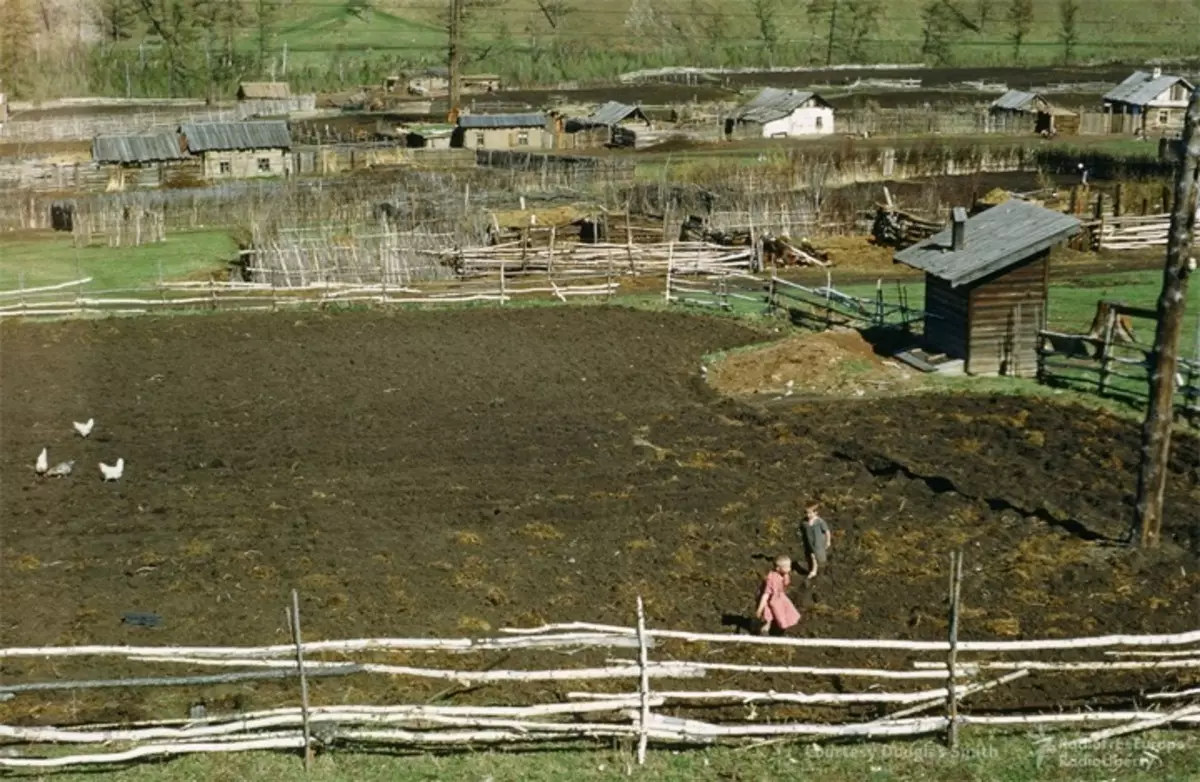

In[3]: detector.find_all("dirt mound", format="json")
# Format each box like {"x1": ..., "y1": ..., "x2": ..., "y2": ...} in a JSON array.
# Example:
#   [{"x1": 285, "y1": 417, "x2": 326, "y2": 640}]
[{"x1": 708, "y1": 328, "x2": 914, "y2": 396}]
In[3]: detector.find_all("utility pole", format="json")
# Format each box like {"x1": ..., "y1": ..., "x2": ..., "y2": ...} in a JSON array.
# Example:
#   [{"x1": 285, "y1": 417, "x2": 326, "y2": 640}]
[
  {"x1": 1132, "y1": 88, "x2": 1200, "y2": 548},
  {"x1": 447, "y1": 0, "x2": 462, "y2": 121}
]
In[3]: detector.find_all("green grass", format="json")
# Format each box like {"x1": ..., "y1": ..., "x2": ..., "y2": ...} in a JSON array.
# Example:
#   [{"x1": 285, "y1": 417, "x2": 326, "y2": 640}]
[
  {"x1": 277, "y1": 5, "x2": 445, "y2": 70},
  {"x1": 0, "y1": 231, "x2": 237, "y2": 292},
  {"x1": 29, "y1": 732, "x2": 1200, "y2": 781}
]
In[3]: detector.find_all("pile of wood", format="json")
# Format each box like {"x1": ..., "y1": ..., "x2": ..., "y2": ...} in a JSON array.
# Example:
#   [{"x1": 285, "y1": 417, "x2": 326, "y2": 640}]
[
  {"x1": 679, "y1": 215, "x2": 829, "y2": 267},
  {"x1": 871, "y1": 204, "x2": 943, "y2": 249}
]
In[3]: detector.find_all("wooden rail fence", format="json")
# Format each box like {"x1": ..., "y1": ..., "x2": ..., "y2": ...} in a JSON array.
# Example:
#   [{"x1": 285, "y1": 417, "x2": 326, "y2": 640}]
[{"x1": 0, "y1": 559, "x2": 1198, "y2": 770}]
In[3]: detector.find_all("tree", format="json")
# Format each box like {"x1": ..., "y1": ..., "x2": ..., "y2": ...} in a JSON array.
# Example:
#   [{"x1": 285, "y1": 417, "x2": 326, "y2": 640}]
[
  {"x1": 806, "y1": 0, "x2": 839, "y2": 65},
  {"x1": 920, "y1": 0, "x2": 955, "y2": 65},
  {"x1": 0, "y1": 0, "x2": 41, "y2": 96},
  {"x1": 1057, "y1": 0, "x2": 1079, "y2": 64},
  {"x1": 533, "y1": 0, "x2": 573, "y2": 29},
  {"x1": 840, "y1": 0, "x2": 883, "y2": 62},
  {"x1": 133, "y1": 0, "x2": 201, "y2": 97},
  {"x1": 750, "y1": 0, "x2": 782, "y2": 58},
  {"x1": 96, "y1": 0, "x2": 139, "y2": 42},
  {"x1": 1005, "y1": 0, "x2": 1033, "y2": 60},
  {"x1": 975, "y1": 0, "x2": 992, "y2": 29},
  {"x1": 252, "y1": 0, "x2": 281, "y2": 75}
]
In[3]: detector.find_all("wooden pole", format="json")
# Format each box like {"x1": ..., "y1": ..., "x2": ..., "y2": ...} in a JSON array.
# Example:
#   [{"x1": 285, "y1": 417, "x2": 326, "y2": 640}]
[
  {"x1": 664, "y1": 248, "x2": 673, "y2": 304},
  {"x1": 1097, "y1": 306, "x2": 1118, "y2": 396},
  {"x1": 945, "y1": 551, "x2": 963, "y2": 749},
  {"x1": 291, "y1": 590, "x2": 312, "y2": 771},
  {"x1": 499, "y1": 261, "x2": 506, "y2": 305},
  {"x1": 1132, "y1": 88, "x2": 1200, "y2": 548},
  {"x1": 635, "y1": 595, "x2": 650, "y2": 766},
  {"x1": 447, "y1": 0, "x2": 462, "y2": 118}
]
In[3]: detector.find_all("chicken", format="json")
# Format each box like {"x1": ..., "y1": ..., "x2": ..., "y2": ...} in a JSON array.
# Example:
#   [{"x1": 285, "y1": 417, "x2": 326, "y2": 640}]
[{"x1": 99, "y1": 458, "x2": 124, "y2": 482}]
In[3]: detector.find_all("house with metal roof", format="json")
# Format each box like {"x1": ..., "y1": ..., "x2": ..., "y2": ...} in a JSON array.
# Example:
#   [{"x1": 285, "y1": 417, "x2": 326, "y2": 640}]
[
  {"x1": 179, "y1": 121, "x2": 292, "y2": 180},
  {"x1": 566, "y1": 102, "x2": 653, "y2": 148},
  {"x1": 453, "y1": 113, "x2": 553, "y2": 150},
  {"x1": 93, "y1": 132, "x2": 188, "y2": 166},
  {"x1": 894, "y1": 199, "x2": 1081, "y2": 377},
  {"x1": 1102, "y1": 69, "x2": 1195, "y2": 135},
  {"x1": 988, "y1": 90, "x2": 1078, "y2": 135},
  {"x1": 726, "y1": 88, "x2": 834, "y2": 139}
]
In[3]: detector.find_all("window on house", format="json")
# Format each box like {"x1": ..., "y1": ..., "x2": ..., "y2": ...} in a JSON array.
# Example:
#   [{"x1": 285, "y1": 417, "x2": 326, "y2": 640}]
[
  {"x1": 516, "y1": 130, "x2": 530, "y2": 146},
  {"x1": 218, "y1": 161, "x2": 231, "y2": 174},
  {"x1": 475, "y1": 132, "x2": 486, "y2": 147},
  {"x1": 1158, "y1": 110, "x2": 1170, "y2": 125},
  {"x1": 257, "y1": 157, "x2": 272, "y2": 172},
  {"x1": 814, "y1": 116, "x2": 823, "y2": 130}
]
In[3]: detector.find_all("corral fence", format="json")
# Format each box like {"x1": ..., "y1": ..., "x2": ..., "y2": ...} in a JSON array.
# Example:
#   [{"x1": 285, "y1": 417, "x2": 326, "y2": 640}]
[
  {"x1": 0, "y1": 273, "x2": 620, "y2": 320},
  {"x1": 1, "y1": 561, "x2": 1199, "y2": 770},
  {"x1": 1037, "y1": 301, "x2": 1200, "y2": 423},
  {"x1": 0, "y1": 107, "x2": 238, "y2": 143},
  {"x1": 667, "y1": 268, "x2": 924, "y2": 331}
]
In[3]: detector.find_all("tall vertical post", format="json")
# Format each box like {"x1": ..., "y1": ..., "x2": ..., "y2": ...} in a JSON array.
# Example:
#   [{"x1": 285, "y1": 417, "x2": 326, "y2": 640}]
[
  {"x1": 291, "y1": 590, "x2": 312, "y2": 771},
  {"x1": 635, "y1": 595, "x2": 651, "y2": 766},
  {"x1": 945, "y1": 551, "x2": 963, "y2": 749},
  {"x1": 1133, "y1": 89, "x2": 1200, "y2": 548},
  {"x1": 447, "y1": 0, "x2": 463, "y2": 120}
]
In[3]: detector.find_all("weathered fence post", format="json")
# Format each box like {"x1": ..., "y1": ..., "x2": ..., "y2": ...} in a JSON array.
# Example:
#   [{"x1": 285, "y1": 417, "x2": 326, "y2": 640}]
[
  {"x1": 499, "y1": 261, "x2": 506, "y2": 306},
  {"x1": 664, "y1": 251, "x2": 673, "y2": 305},
  {"x1": 1097, "y1": 306, "x2": 1118, "y2": 396},
  {"x1": 946, "y1": 551, "x2": 964, "y2": 749},
  {"x1": 824, "y1": 269, "x2": 833, "y2": 329},
  {"x1": 290, "y1": 590, "x2": 312, "y2": 771},
  {"x1": 635, "y1": 595, "x2": 651, "y2": 766}
]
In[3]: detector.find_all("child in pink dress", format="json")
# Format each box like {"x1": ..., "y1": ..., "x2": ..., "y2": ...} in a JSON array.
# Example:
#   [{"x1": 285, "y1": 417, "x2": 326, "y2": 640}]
[{"x1": 756, "y1": 555, "x2": 802, "y2": 635}]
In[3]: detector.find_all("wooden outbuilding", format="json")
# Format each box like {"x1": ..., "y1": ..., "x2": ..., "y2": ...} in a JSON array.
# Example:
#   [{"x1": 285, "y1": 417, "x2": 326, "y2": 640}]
[
  {"x1": 989, "y1": 90, "x2": 1078, "y2": 135},
  {"x1": 180, "y1": 120, "x2": 293, "y2": 180},
  {"x1": 894, "y1": 199, "x2": 1081, "y2": 377}
]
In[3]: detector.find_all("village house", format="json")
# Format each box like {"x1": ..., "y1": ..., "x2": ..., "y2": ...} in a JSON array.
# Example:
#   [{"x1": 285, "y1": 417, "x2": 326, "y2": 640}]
[
  {"x1": 988, "y1": 90, "x2": 1078, "y2": 135},
  {"x1": 894, "y1": 199, "x2": 1081, "y2": 377},
  {"x1": 726, "y1": 88, "x2": 835, "y2": 139},
  {"x1": 567, "y1": 101, "x2": 653, "y2": 148},
  {"x1": 1102, "y1": 69, "x2": 1195, "y2": 135},
  {"x1": 180, "y1": 120, "x2": 292, "y2": 180},
  {"x1": 453, "y1": 114, "x2": 554, "y2": 150},
  {"x1": 236, "y1": 81, "x2": 316, "y2": 119}
]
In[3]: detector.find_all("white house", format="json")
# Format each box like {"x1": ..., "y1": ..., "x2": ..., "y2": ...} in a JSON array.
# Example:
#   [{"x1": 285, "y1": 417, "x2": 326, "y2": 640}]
[
  {"x1": 1102, "y1": 68, "x2": 1195, "y2": 134},
  {"x1": 726, "y1": 88, "x2": 835, "y2": 139}
]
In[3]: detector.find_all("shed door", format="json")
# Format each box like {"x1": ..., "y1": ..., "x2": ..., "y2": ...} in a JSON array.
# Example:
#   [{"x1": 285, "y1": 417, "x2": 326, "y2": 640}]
[{"x1": 1000, "y1": 301, "x2": 1044, "y2": 378}]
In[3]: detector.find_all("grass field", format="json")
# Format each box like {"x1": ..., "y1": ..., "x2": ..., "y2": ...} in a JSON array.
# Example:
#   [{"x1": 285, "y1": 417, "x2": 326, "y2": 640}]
[
  {"x1": 0, "y1": 231, "x2": 237, "y2": 292},
  {"x1": 33, "y1": 732, "x2": 1200, "y2": 782}
]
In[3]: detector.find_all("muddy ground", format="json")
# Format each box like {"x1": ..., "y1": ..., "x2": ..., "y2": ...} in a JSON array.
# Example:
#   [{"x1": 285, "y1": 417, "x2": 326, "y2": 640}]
[{"x1": 1, "y1": 308, "x2": 1198, "y2": 726}]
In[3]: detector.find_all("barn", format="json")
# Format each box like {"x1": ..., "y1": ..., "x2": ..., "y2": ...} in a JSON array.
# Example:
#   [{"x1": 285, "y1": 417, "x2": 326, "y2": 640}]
[
  {"x1": 180, "y1": 121, "x2": 293, "y2": 180},
  {"x1": 894, "y1": 200, "x2": 1081, "y2": 377},
  {"x1": 725, "y1": 88, "x2": 834, "y2": 139},
  {"x1": 989, "y1": 90, "x2": 1078, "y2": 135},
  {"x1": 567, "y1": 102, "x2": 653, "y2": 148}
]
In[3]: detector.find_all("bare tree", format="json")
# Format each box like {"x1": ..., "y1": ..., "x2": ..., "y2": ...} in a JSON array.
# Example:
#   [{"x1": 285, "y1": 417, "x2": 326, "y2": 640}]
[
  {"x1": 807, "y1": 0, "x2": 838, "y2": 66},
  {"x1": 1057, "y1": 0, "x2": 1079, "y2": 64},
  {"x1": 975, "y1": 0, "x2": 992, "y2": 28},
  {"x1": 1005, "y1": 0, "x2": 1033, "y2": 60}
]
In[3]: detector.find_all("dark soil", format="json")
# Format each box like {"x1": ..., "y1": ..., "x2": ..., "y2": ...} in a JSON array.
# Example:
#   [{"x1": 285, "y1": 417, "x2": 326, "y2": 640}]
[{"x1": 1, "y1": 308, "x2": 1198, "y2": 725}]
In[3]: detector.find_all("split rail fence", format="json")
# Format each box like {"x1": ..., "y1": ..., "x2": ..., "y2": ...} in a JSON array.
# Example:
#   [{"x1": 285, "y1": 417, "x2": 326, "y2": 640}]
[
  {"x1": 666, "y1": 269, "x2": 924, "y2": 331},
  {"x1": 1038, "y1": 315, "x2": 1200, "y2": 423},
  {"x1": 1, "y1": 566, "x2": 1199, "y2": 771}
]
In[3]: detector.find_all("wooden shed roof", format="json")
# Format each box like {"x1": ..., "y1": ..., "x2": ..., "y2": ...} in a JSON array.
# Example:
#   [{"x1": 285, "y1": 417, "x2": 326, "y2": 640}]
[
  {"x1": 180, "y1": 121, "x2": 292, "y2": 152},
  {"x1": 894, "y1": 199, "x2": 1080, "y2": 288},
  {"x1": 93, "y1": 132, "x2": 187, "y2": 164},
  {"x1": 238, "y1": 82, "x2": 291, "y2": 100}
]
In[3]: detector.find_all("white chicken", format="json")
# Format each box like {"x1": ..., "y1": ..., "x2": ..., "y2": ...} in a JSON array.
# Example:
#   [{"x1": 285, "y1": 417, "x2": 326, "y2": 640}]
[
  {"x1": 99, "y1": 458, "x2": 124, "y2": 482},
  {"x1": 46, "y1": 460, "x2": 75, "y2": 478},
  {"x1": 73, "y1": 418, "x2": 95, "y2": 438},
  {"x1": 35, "y1": 448, "x2": 48, "y2": 475}
]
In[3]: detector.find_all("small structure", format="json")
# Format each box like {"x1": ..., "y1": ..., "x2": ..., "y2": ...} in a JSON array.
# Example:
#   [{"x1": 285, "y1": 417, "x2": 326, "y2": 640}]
[
  {"x1": 726, "y1": 88, "x2": 835, "y2": 139},
  {"x1": 1102, "y1": 69, "x2": 1195, "y2": 135},
  {"x1": 453, "y1": 113, "x2": 552, "y2": 150},
  {"x1": 568, "y1": 101, "x2": 653, "y2": 147},
  {"x1": 180, "y1": 120, "x2": 292, "y2": 180},
  {"x1": 405, "y1": 69, "x2": 502, "y2": 97},
  {"x1": 405, "y1": 124, "x2": 455, "y2": 150},
  {"x1": 92, "y1": 131, "x2": 192, "y2": 190},
  {"x1": 237, "y1": 82, "x2": 291, "y2": 101},
  {"x1": 989, "y1": 90, "x2": 1078, "y2": 135},
  {"x1": 894, "y1": 199, "x2": 1081, "y2": 377}
]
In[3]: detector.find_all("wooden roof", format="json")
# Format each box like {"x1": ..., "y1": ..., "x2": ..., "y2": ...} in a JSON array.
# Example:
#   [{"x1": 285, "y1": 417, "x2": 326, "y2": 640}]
[{"x1": 894, "y1": 200, "x2": 1080, "y2": 288}]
